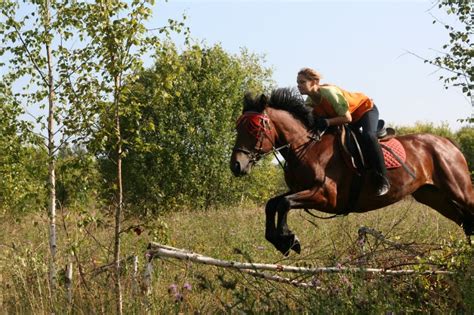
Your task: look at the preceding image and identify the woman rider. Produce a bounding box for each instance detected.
[296,67,390,196]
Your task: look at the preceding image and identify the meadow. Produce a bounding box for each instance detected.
[1,198,473,314]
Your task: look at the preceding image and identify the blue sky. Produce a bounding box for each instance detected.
[151,0,472,130]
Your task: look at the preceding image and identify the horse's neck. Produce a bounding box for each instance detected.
[268,110,309,149]
[270,111,336,167]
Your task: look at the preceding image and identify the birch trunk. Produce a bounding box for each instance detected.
[65,262,73,306]
[113,73,123,315]
[44,0,57,298]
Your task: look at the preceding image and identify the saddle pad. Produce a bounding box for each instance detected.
[381,138,406,169]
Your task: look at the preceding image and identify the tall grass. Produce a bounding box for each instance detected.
[1,199,473,314]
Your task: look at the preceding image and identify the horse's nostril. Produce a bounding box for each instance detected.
[232,161,241,174]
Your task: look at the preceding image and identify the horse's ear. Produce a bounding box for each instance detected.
[257,94,268,112]
[243,92,255,112]
[242,92,268,112]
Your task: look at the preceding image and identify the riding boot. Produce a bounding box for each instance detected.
[374,172,390,196]
[366,134,390,196]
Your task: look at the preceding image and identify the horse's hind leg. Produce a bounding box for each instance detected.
[412,184,474,242]
[429,144,474,240]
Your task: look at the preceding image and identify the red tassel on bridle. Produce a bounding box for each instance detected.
[236,112,271,139]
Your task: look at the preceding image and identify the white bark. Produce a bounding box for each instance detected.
[113,73,123,315]
[143,260,153,295]
[132,256,139,296]
[65,262,73,306]
[142,258,153,314]
[44,0,57,296]
[147,242,453,276]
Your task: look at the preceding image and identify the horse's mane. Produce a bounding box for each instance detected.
[243,87,314,129]
[268,88,314,129]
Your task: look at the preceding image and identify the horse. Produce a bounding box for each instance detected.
[230,88,474,256]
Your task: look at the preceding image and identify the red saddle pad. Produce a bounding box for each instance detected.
[381,138,406,169]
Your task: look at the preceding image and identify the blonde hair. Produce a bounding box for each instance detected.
[298,68,322,83]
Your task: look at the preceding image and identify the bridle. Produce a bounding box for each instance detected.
[233,111,335,220]
[233,111,290,168]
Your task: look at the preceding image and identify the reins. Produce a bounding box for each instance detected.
[263,144,291,169]
[303,208,345,220]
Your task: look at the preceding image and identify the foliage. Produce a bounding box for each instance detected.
[59,1,188,149]
[237,158,287,204]
[394,121,455,138]
[55,145,103,210]
[0,85,102,215]
[427,0,473,122]
[0,83,47,215]
[97,41,276,214]
[456,126,474,173]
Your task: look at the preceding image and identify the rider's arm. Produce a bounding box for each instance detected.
[320,86,352,126]
[327,111,352,126]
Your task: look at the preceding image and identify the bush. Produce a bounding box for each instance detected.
[95,42,277,214]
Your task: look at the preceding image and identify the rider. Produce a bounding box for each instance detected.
[296,67,390,196]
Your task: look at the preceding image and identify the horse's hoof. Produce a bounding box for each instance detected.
[276,242,291,256]
[291,235,301,254]
[276,234,301,256]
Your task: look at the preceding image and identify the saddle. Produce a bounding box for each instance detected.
[339,120,402,174]
[336,120,413,214]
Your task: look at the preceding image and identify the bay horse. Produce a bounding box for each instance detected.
[230,88,474,256]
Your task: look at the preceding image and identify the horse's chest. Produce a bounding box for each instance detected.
[284,164,318,191]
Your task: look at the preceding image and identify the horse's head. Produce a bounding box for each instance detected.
[230,93,275,176]
[230,88,314,176]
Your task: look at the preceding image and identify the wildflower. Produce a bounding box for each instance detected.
[183,282,192,291]
[168,283,178,294]
[341,275,350,285]
[174,292,183,302]
[311,277,321,287]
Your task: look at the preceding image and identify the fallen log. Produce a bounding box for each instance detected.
[147,242,453,276]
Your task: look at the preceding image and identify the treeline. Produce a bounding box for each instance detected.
[396,123,473,174]
[0,41,286,216]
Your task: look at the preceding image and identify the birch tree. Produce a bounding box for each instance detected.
[57,1,186,313]
[2,1,182,312]
[1,0,70,303]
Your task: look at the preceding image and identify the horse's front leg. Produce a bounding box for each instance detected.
[272,197,301,256]
[275,188,330,255]
[264,193,291,252]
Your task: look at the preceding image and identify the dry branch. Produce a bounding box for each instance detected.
[91,255,137,277]
[147,242,453,276]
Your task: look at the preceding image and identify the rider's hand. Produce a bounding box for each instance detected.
[313,117,329,131]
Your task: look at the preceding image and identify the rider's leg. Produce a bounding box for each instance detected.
[352,105,390,196]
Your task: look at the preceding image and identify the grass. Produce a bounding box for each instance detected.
[1,198,473,314]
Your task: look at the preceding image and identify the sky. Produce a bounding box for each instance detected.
[150,0,472,130]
